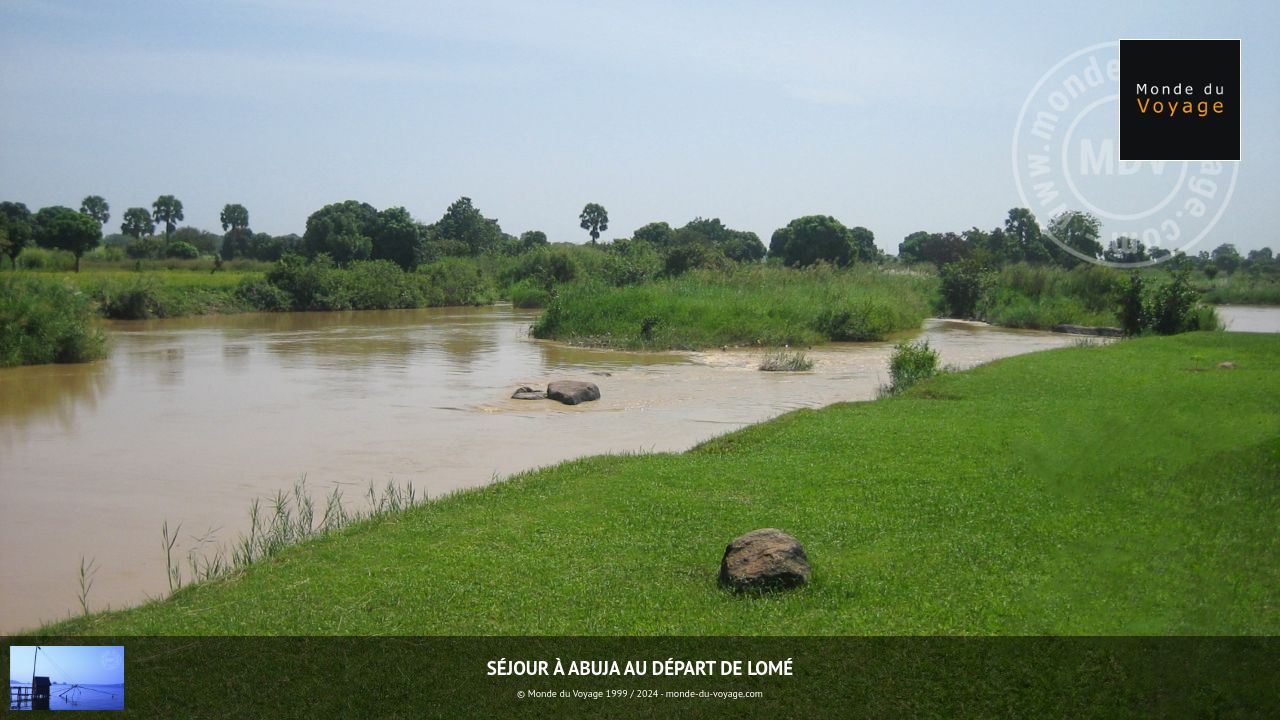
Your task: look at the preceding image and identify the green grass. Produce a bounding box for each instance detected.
[533,264,937,349]
[62,270,261,318]
[42,332,1279,635]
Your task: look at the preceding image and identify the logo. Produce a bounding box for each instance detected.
[1012,41,1238,268]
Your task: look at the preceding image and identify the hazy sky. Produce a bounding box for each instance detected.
[2,0,1276,252]
[9,645,124,685]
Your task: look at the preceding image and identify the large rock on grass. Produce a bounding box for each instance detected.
[546,380,601,405]
[718,528,810,592]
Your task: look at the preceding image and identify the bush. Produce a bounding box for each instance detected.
[1148,264,1211,335]
[886,340,940,395]
[509,278,551,308]
[814,301,897,341]
[16,246,76,271]
[0,275,107,366]
[1119,272,1145,336]
[94,275,163,319]
[165,240,200,259]
[419,257,495,306]
[235,277,292,312]
[939,260,991,319]
[345,260,427,310]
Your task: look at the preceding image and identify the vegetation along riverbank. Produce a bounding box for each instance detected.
[39,331,1279,635]
[4,195,1272,365]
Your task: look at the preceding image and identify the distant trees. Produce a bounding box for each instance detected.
[769,215,861,267]
[579,203,609,245]
[1211,243,1242,275]
[121,207,155,239]
[632,221,674,248]
[0,202,33,269]
[220,203,252,260]
[518,230,548,253]
[370,207,423,270]
[432,197,505,257]
[80,196,110,227]
[152,195,184,240]
[303,200,378,263]
[34,206,101,272]
[1046,211,1102,265]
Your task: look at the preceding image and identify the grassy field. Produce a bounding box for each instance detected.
[42,331,1278,635]
[533,264,937,349]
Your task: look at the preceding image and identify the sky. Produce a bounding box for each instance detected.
[9,645,124,685]
[1,0,1277,253]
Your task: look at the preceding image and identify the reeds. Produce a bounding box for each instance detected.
[758,349,814,371]
[161,477,425,595]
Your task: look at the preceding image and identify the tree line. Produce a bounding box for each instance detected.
[3,193,1273,278]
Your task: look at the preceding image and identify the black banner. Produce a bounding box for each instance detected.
[6,636,1278,718]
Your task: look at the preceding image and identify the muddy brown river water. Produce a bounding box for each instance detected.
[13,304,1273,632]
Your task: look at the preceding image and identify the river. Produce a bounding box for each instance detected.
[1,305,1270,632]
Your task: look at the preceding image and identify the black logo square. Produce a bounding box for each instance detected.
[1120,39,1240,161]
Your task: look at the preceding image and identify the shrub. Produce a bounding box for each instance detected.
[1148,264,1204,335]
[165,240,200,259]
[419,257,495,306]
[1119,272,1146,336]
[16,246,77,271]
[886,340,940,395]
[94,276,163,319]
[814,301,898,341]
[509,278,551,308]
[0,275,107,366]
[235,277,293,312]
[939,260,991,318]
[345,260,426,310]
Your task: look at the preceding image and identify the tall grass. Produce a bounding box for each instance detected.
[978,263,1123,329]
[533,263,937,349]
[163,478,426,593]
[0,275,107,366]
[759,349,814,371]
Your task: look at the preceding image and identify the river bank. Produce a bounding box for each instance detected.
[0,308,1086,633]
[31,330,1280,635]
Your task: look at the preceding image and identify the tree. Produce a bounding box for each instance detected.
[121,208,155,239]
[1103,236,1148,263]
[1002,208,1050,264]
[303,200,377,264]
[632,221,675,248]
[152,195,184,240]
[370,206,424,270]
[1246,247,1273,264]
[681,217,765,262]
[80,195,110,227]
[1046,211,1102,266]
[1211,243,1242,275]
[432,197,504,256]
[220,203,252,260]
[579,203,609,245]
[898,230,970,267]
[518,230,548,253]
[34,205,101,272]
[849,226,878,262]
[770,215,859,267]
[0,201,33,269]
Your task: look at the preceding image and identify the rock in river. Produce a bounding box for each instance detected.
[718,528,811,592]
[511,386,547,400]
[546,380,601,405]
